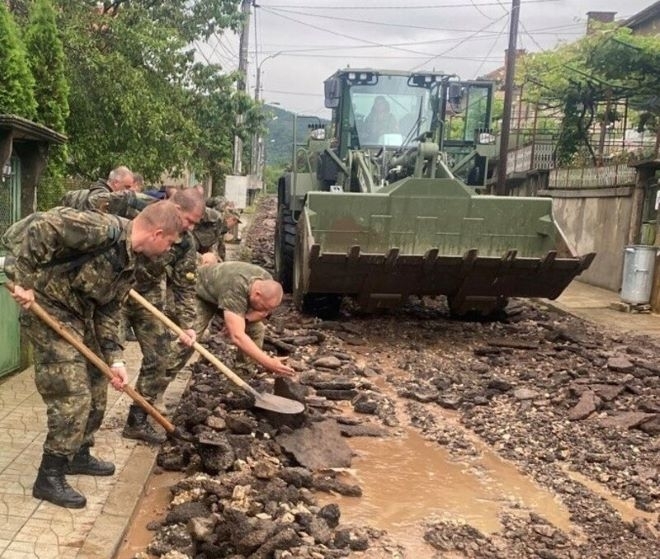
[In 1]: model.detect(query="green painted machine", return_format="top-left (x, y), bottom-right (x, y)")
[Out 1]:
top-left (275, 69), bottom-right (595, 317)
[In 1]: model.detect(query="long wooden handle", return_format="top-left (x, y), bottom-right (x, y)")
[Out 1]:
top-left (128, 289), bottom-right (259, 397)
top-left (4, 281), bottom-right (176, 434)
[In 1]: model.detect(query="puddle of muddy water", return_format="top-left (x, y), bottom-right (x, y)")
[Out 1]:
top-left (114, 470), bottom-right (182, 559)
top-left (318, 427), bottom-right (575, 554)
top-left (564, 467), bottom-right (658, 529)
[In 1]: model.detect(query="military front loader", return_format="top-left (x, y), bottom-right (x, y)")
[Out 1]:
top-left (275, 69), bottom-right (595, 319)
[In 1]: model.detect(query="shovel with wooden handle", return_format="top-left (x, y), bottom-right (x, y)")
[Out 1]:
top-left (3, 281), bottom-right (195, 442)
top-left (128, 289), bottom-right (305, 415)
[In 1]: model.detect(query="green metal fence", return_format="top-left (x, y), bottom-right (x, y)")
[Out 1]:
top-left (0, 156), bottom-right (22, 377)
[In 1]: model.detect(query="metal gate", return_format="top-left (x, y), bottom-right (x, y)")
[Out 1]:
top-left (0, 156), bottom-right (22, 377)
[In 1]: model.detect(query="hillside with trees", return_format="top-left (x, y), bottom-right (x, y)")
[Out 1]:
top-left (263, 105), bottom-right (329, 167)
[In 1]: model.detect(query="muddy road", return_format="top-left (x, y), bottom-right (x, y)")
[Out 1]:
top-left (120, 196), bottom-right (659, 559)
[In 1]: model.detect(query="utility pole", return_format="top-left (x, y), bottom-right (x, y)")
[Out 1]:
top-left (496, 0), bottom-right (521, 196)
top-left (251, 51), bottom-right (282, 180)
top-left (233, 0), bottom-right (252, 175)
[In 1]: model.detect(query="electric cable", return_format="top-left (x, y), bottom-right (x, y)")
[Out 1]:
top-left (470, 0), bottom-right (499, 20)
top-left (411, 10), bottom-right (509, 70)
top-left (473, 15), bottom-right (510, 77)
top-left (267, 5), bottom-right (505, 33)
top-left (260, 6), bottom-right (446, 56)
top-left (265, 0), bottom-right (559, 10)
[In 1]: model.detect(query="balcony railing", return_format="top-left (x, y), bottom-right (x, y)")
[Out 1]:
top-left (506, 142), bottom-right (555, 175)
top-left (548, 164), bottom-right (636, 189)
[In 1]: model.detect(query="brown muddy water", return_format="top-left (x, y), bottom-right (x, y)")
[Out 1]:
top-left (318, 426), bottom-right (576, 555)
top-left (115, 470), bottom-right (182, 559)
top-left (115, 427), bottom-right (575, 559)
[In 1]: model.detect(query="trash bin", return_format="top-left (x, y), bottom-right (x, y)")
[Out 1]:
top-left (620, 245), bottom-right (658, 305)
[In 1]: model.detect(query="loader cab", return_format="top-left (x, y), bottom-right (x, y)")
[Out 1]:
top-left (325, 70), bottom-right (494, 158)
top-left (325, 70), bottom-right (441, 156)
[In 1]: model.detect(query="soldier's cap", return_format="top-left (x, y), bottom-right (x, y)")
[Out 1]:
top-left (225, 208), bottom-right (242, 223)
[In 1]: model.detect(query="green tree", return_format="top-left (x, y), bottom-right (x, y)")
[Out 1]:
top-left (24, 0), bottom-right (70, 208)
top-left (0, 2), bottom-right (37, 118)
top-left (519, 25), bottom-right (660, 165)
top-left (6, 0), bottom-right (259, 188)
top-left (24, 0), bottom-right (68, 131)
top-left (55, 0), bottom-right (255, 184)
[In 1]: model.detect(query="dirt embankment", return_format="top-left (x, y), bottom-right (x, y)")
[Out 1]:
top-left (137, 196), bottom-right (659, 559)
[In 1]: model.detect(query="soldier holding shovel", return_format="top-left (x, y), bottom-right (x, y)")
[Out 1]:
top-left (0, 202), bottom-right (182, 509)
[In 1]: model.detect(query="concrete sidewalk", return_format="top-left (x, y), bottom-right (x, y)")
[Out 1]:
top-left (547, 280), bottom-right (660, 340)
top-left (0, 342), bottom-right (189, 559)
top-left (1, 276), bottom-right (660, 559)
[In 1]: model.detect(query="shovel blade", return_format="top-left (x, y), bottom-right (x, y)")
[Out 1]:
top-left (254, 392), bottom-right (305, 414)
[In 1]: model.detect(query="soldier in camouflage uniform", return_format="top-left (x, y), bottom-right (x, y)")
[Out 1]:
top-left (60, 166), bottom-right (154, 218)
top-left (165, 261), bottom-right (295, 381)
top-left (1, 203), bottom-right (182, 509)
top-left (60, 165), bottom-right (133, 209)
top-left (121, 188), bottom-right (205, 443)
top-left (192, 207), bottom-right (223, 259)
top-left (193, 206), bottom-right (242, 261)
top-left (205, 194), bottom-right (226, 212)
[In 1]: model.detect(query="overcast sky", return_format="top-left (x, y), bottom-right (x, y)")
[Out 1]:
top-left (198, 0), bottom-right (654, 117)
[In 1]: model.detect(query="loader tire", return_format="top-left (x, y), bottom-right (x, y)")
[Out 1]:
top-left (447, 295), bottom-right (508, 321)
top-left (275, 206), bottom-right (296, 293)
top-left (299, 294), bottom-right (342, 320)
top-left (291, 218), bottom-right (341, 320)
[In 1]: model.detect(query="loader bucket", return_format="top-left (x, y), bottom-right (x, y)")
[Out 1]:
top-left (294, 177), bottom-right (595, 316)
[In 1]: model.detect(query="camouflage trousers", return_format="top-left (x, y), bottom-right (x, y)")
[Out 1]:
top-left (21, 304), bottom-right (108, 458)
top-left (165, 297), bottom-right (264, 380)
top-left (125, 284), bottom-right (172, 403)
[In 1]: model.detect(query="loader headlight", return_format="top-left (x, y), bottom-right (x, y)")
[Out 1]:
top-left (478, 132), bottom-right (496, 145)
top-left (310, 128), bottom-right (325, 140)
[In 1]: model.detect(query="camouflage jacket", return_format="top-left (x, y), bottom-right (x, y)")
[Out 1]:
top-left (192, 207), bottom-right (225, 254)
top-left (196, 262), bottom-right (272, 316)
top-left (135, 231), bottom-right (197, 330)
top-left (159, 231), bottom-right (198, 330)
top-left (205, 195), bottom-right (227, 212)
top-left (61, 179), bottom-right (150, 218)
top-left (1, 207), bottom-right (136, 364)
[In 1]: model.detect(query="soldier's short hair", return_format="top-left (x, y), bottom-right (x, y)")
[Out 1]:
top-left (171, 187), bottom-right (205, 213)
top-left (108, 166), bottom-right (132, 183)
top-left (136, 200), bottom-right (182, 235)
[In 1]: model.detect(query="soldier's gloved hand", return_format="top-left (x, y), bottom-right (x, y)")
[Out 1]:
top-left (10, 284), bottom-right (35, 309)
top-left (109, 361), bottom-right (128, 391)
top-left (178, 329), bottom-right (196, 347)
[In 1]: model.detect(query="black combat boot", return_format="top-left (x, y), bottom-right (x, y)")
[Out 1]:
top-left (33, 454), bottom-right (87, 509)
top-left (122, 404), bottom-right (166, 444)
top-left (65, 443), bottom-right (115, 476)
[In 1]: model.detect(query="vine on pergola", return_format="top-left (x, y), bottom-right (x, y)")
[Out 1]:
top-left (519, 25), bottom-right (660, 166)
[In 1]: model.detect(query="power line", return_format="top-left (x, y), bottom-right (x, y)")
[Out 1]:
top-left (217, 34), bottom-right (238, 59)
top-left (267, 5), bottom-right (502, 33)
top-left (265, 0), bottom-right (559, 9)
top-left (260, 6), bottom-right (435, 56)
top-left (278, 52), bottom-right (504, 60)
top-left (256, 33), bottom-right (505, 55)
top-left (262, 88), bottom-right (323, 97)
top-left (470, 0), bottom-right (498, 20)
top-left (411, 9), bottom-right (509, 71)
top-left (473, 15), bottom-right (509, 77)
